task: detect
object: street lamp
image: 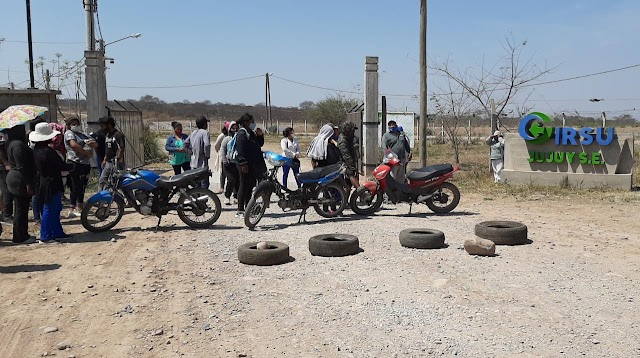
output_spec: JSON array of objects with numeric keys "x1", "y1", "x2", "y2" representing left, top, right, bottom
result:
[{"x1": 100, "y1": 33, "x2": 141, "y2": 49}]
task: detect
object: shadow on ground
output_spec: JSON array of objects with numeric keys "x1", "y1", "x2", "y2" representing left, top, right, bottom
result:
[{"x1": 0, "y1": 264, "x2": 61, "y2": 274}]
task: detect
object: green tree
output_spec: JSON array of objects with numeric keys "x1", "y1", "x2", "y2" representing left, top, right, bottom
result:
[{"x1": 309, "y1": 95, "x2": 358, "y2": 127}]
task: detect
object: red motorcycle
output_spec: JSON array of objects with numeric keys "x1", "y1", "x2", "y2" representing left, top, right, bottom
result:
[{"x1": 350, "y1": 151, "x2": 460, "y2": 215}]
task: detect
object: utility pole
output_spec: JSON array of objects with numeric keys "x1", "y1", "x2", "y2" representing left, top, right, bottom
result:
[
  {"x1": 84, "y1": 0, "x2": 108, "y2": 131},
  {"x1": 265, "y1": 73, "x2": 272, "y2": 129},
  {"x1": 419, "y1": 0, "x2": 428, "y2": 166},
  {"x1": 25, "y1": 0, "x2": 36, "y2": 88}
]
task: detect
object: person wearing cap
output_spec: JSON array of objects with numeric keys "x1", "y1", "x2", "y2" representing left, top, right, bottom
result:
[
  {"x1": 98, "y1": 116, "x2": 126, "y2": 190},
  {"x1": 64, "y1": 117, "x2": 97, "y2": 218},
  {"x1": 30, "y1": 123, "x2": 73, "y2": 243},
  {"x1": 212, "y1": 122, "x2": 229, "y2": 193},
  {"x1": 184, "y1": 116, "x2": 211, "y2": 188},
  {"x1": 382, "y1": 120, "x2": 412, "y2": 183},
  {"x1": 486, "y1": 130, "x2": 505, "y2": 183}
]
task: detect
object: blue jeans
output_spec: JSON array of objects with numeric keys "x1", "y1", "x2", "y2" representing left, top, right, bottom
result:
[
  {"x1": 282, "y1": 164, "x2": 300, "y2": 189},
  {"x1": 41, "y1": 192, "x2": 65, "y2": 241}
]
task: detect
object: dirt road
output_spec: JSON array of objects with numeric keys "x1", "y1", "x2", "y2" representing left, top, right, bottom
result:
[{"x1": 0, "y1": 150, "x2": 639, "y2": 357}]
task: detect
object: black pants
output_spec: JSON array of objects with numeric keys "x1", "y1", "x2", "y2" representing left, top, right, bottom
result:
[
  {"x1": 236, "y1": 165, "x2": 257, "y2": 212},
  {"x1": 172, "y1": 162, "x2": 191, "y2": 175},
  {"x1": 69, "y1": 162, "x2": 91, "y2": 208},
  {"x1": 0, "y1": 169, "x2": 13, "y2": 217},
  {"x1": 223, "y1": 163, "x2": 239, "y2": 199},
  {"x1": 13, "y1": 195, "x2": 31, "y2": 243}
]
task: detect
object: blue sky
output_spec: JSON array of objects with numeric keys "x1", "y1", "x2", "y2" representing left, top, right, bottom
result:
[{"x1": 1, "y1": 0, "x2": 640, "y2": 116}]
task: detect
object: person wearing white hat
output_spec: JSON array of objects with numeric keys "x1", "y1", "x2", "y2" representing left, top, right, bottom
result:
[
  {"x1": 30, "y1": 123, "x2": 73, "y2": 243},
  {"x1": 486, "y1": 130, "x2": 505, "y2": 183}
]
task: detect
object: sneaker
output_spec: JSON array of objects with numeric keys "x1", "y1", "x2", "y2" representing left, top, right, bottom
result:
[
  {"x1": 67, "y1": 209, "x2": 76, "y2": 219},
  {"x1": 235, "y1": 211, "x2": 244, "y2": 218},
  {"x1": 2, "y1": 216, "x2": 14, "y2": 224},
  {"x1": 225, "y1": 198, "x2": 232, "y2": 206},
  {"x1": 39, "y1": 239, "x2": 61, "y2": 244},
  {"x1": 232, "y1": 198, "x2": 238, "y2": 205},
  {"x1": 73, "y1": 211, "x2": 82, "y2": 218}
]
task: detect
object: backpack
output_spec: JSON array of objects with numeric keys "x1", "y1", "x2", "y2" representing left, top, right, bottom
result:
[{"x1": 227, "y1": 128, "x2": 249, "y2": 163}]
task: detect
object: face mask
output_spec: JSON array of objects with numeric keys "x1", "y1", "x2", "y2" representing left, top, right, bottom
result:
[
  {"x1": 249, "y1": 123, "x2": 257, "y2": 131},
  {"x1": 70, "y1": 125, "x2": 81, "y2": 132},
  {"x1": 389, "y1": 127, "x2": 397, "y2": 133},
  {"x1": 229, "y1": 130, "x2": 237, "y2": 136}
]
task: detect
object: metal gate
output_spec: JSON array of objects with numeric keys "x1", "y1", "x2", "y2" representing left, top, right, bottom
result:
[{"x1": 108, "y1": 100, "x2": 145, "y2": 169}]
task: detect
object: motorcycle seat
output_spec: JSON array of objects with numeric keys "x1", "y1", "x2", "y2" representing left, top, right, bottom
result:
[
  {"x1": 297, "y1": 164, "x2": 342, "y2": 182},
  {"x1": 156, "y1": 167, "x2": 209, "y2": 188},
  {"x1": 407, "y1": 164, "x2": 453, "y2": 182}
]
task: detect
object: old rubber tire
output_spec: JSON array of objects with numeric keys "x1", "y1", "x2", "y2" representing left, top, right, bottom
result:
[
  {"x1": 309, "y1": 234, "x2": 360, "y2": 257},
  {"x1": 238, "y1": 241, "x2": 290, "y2": 266},
  {"x1": 474, "y1": 221, "x2": 528, "y2": 245},
  {"x1": 399, "y1": 228, "x2": 446, "y2": 249}
]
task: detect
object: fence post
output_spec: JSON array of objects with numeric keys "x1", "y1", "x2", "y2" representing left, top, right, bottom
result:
[
  {"x1": 562, "y1": 112, "x2": 566, "y2": 127},
  {"x1": 304, "y1": 119, "x2": 307, "y2": 136},
  {"x1": 157, "y1": 121, "x2": 160, "y2": 136},
  {"x1": 468, "y1": 118, "x2": 471, "y2": 144},
  {"x1": 601, "y1": 112, "x2": 607, "y2": 128},
  {"x1": 441, "y1": 120, "x2": 445, "y2": 143},
  {"x1": 290, "y1": 118, "x2": 293, "y2": 130}
]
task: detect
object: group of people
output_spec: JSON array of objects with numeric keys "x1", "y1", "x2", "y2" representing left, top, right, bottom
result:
[
  {"x1": 0, "y1": 115, "x2": 125, "y2": 244},
  {"x1": 181, "y1": 116, "x2": 415, "y2": 220}
]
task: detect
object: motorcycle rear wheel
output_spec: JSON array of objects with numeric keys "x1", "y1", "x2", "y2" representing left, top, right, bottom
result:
[
  {"x1": 313, "y1": 183, "x2": 347, "y2": 218},
  {"x1": 244, "y1": 192, "x2": 270, "y2": 230},
  {"x1": 350, "y1": 185, "x2": 383, "y2": 216},
  {"x1": 425, "y1": 182, "x2": 460, "y2": 214},
  {"x1": 177, "y1": 188, "x2": 222, "y2": 228},
  {"x1": 81, "y1": 199, "x2": 125, "y2": 233}
]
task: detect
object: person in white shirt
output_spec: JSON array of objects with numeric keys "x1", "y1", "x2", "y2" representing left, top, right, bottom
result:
[{"x1": 280, "y1": 127, "x2": 301, "y2": 189}]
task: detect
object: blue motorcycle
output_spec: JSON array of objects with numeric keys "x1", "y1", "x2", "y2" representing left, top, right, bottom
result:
[
  {"x1": 243, "y1": 151, "x2": 347, "y2": 230},
  {"x1": 81, "y1": 165, "x2": 222, "y2": 232}
]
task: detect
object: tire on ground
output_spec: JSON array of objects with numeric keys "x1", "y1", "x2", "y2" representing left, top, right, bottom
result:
[
  {"x1": 474, "y1": 221, "x2": 528, "y2": 245},
  {"x1": 238, "y1": 241, "x2": 290, "y2": 266},
  {"x1": 309, "y1": 234, "x2": 360, "y2": 257},
  {"x1": 399, "y1": 228, "x2": 446, "y2": 249}
]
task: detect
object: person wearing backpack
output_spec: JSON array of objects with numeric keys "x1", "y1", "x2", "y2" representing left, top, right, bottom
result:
[
  {"x1": 382, "y1": 120, "x2": 412, "y2": 183},
  {"x1": 220, "y1": 122, "x2": 239, "y2": 205},
  {"x1": 234, "y1": 113, "x2": 265, "y2": 217}
]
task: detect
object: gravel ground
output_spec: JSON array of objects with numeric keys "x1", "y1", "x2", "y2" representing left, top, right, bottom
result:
[{"x1": 0, "y1": 149, "x2": 638, "y2": 357}]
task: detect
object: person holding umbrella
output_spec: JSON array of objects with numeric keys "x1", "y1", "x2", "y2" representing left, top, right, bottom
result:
[
  {"x1": 30, "y1": 123, "x2": 73, "y2": 243},
  {"x1": 0, "y1": 105, "x2": 49, "y2": 244}
]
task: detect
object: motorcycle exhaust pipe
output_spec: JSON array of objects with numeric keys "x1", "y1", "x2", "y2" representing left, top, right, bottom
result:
[
  {"x1": 416, "y1": 194, "x2": 433, "y2": 203},
  {"x1": 183, "y1": 195, "x2": 210, "y2": 205}
]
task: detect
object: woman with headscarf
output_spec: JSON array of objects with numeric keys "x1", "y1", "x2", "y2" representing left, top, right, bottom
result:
[
  {"x1": 213, "y1": 122, "x2": 229, "y2": 193},
  {"x1": 30, "y1": 123, "x2": 73, "y2": 243},
  {"x1": 4, "y1": 124, "x2": 37, "y2": 244},
  {"x1": 307, "y1": 123, "x2": 341, "y2": 168}
]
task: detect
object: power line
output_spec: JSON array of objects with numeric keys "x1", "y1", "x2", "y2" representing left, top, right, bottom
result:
[
  {"x1": 2, "y1": 40, "x2": 84, "y2": 45},
  {"x1": 108, "y1": 74, "x2": 264, "y2": 89},
  {"x1": 271, "y1": 75, "x2": 361, "y2": 95}
]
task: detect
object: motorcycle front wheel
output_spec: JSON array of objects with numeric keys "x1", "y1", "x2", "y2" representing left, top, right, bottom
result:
[
  {"x1": 313, "y1": 183, "x2": 347, "y2": 218},
  {"x1": 350, "y1": 185, "x2": 384, "y2": 216},
  {"x1": 425, "y1": 182, "x2": 461, "y2": 214},
  {"x1": 177, "y1": 188, "x2": 222, "y2": 228},
  {"x1": 244, "y1": 192, "x2": 271, "y2": 230},
  {"x1": 81, "y1": 199, "x2": 125, "y2": 233}
]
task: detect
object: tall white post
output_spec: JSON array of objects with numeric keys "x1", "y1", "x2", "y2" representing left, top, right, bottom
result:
[{"x1": 363, "y1": 56, "x2": 379, "y2": 176}]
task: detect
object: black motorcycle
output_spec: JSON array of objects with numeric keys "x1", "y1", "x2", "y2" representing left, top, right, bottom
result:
[{"x1": 244, "y1": 151, "x2": 347, "y2": 230}]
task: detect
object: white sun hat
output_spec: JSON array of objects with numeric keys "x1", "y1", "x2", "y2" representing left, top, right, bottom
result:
[{"x1": 29, "y1": 122, "x2": 60, "y2": 143}]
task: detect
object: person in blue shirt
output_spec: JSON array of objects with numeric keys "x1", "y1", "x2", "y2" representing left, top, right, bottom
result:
[{"x1": 165, "y1": 121, "x2": 191, "y2": 175}]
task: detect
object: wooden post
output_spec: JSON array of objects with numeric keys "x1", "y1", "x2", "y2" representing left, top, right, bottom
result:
[
  {"x1": 381, "y1": 96, "x2": 387, "y2": 135},
  {"x1": 468, "y1": 117, "x2": 471, "y2": 144},
  {"x1": 601, "y1": 111, "x2": 607, "y2": 127},
  {"x1": 561, "y1": 112, "x2": 566, "y2": 127},
  {"x1": 304, "y1": 119, "x2": 308, "y2": 136}
]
